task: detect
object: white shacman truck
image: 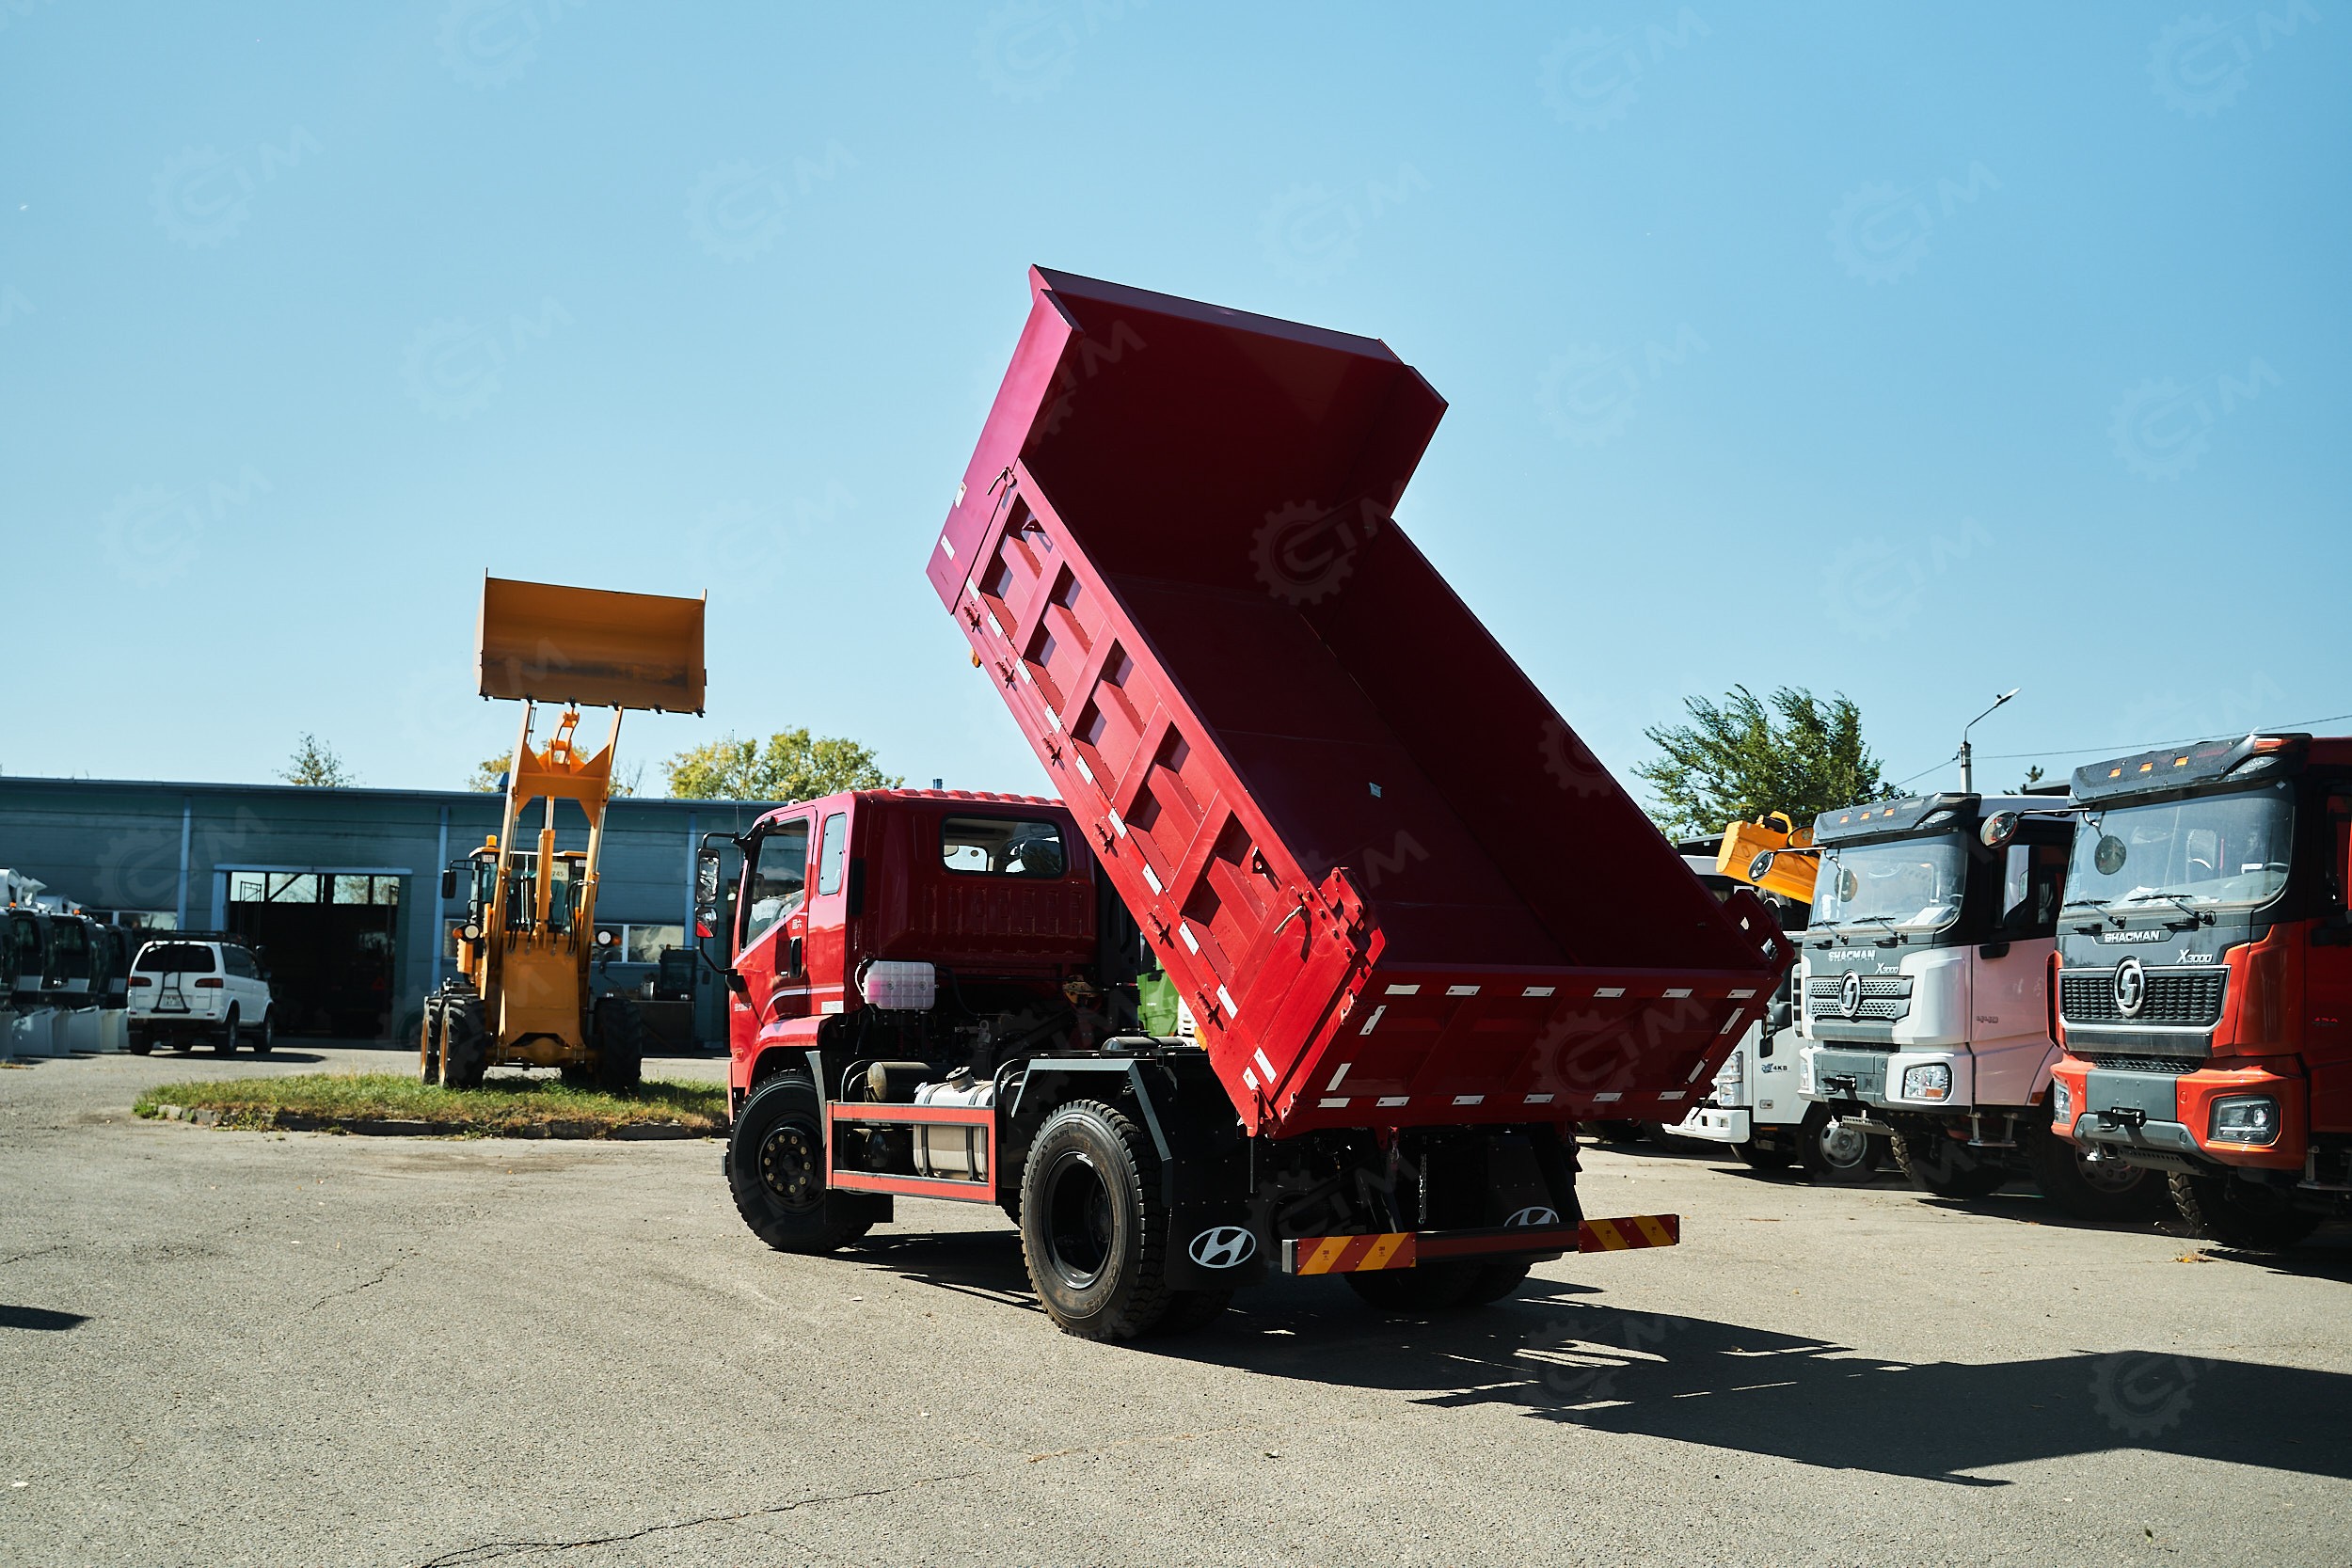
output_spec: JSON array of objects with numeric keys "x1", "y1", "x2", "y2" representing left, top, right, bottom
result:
[{"x1": 1787, "y1": 792, "x2": 2167, "y2": 1220}]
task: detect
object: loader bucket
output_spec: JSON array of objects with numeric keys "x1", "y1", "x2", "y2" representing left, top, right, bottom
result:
[{"x1": 477, "y1": 577, "x2": 707, "y2": 712}]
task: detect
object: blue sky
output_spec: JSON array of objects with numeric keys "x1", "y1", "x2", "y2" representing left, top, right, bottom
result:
[{"x1": 4, "y1": 2, "x2": 2346, "y2": 805}]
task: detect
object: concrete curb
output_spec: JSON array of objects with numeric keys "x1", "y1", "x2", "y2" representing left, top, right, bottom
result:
[{"x1": 148, "y1": 1103, "x2": 710, "y2": 1140}]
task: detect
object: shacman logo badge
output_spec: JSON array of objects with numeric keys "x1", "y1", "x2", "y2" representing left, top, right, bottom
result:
[
  {"x1": 1839, "y1": 970, "x2": 1864, "y2": 1019},
  {"x1": 1505, "y1": 1206, "x2": 1560, "y2": 1227},
  {"x1": 2114, "y1": 956, "x2": 2148, "y2": 1019},
  {"x1": 1188, "y1": 1227, "x2": 1257, "y2": 1269}
]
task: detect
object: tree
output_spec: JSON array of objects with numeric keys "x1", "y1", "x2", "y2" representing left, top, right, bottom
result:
[
  {"x1": 280, "y1": 733, "x2": 356, "y2": 788},
  {"x1": 662, "y1": 728, "x2": 898, "y2": 802},
  {"x1": 1634, "y1": 686, "x2": 1885, "y2": 840}
]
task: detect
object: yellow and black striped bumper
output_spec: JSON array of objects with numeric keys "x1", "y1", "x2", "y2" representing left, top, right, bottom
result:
[{"x1": 1279, "y1": 1213, "x2": 1679, "y2": 1275}]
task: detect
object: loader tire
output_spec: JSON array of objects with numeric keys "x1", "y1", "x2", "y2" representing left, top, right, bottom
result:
[
  {"x1": 592, "y1": 996, "x2": 644, "y2": 1093},
  {"x1": 727, "y1": 1074, "x2": 879, "y2": 1254},
  {"x1": 1890, "y1": 1131, "x2": 2009, "y2": 1198},
  {"x1": 1344, "y1": 1262, "x2": 1478, "y2": 1312},
  {"x1": 1799, "y1": 1103, "x2": 1881, "y2": 1186},
  {"x1": 2026, "y1": 1121, "x2": 2165, "y2": 1222},
  {"x1": 419, "y1": 1001, "x2": 441, "y2": 1085},
  {"x1": 440, "y1": 1001, "x2": 487, "y2": 1090},
  {"x1": 1018, "y1": 1099, "x2": 1176, "y2": 1341},
  {"x1": 2167, "y1": 1171, "x2": 2320, "y2": 1252}
]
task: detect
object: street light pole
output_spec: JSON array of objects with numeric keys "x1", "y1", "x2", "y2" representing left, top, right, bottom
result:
[{"x1": 1960, "y1": 688, "x2": 2021, "y2": 794}]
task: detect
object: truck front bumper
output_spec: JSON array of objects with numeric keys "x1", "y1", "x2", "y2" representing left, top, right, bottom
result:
[
  {"x1": 1674, "y1": 1104, "x2": 1750, "y2": 1145},
  {"x1": 1806, "y1": 1045, "x2": 1981, "y2": 1117},
  {"x1": 2053, "y1": 1057, "x2": 2302, "y2": 1172}
]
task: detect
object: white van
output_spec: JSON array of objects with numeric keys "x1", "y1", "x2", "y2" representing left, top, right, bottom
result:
[{"x1": 127, "y1": 940, "x2": 277, "y2": 1054}]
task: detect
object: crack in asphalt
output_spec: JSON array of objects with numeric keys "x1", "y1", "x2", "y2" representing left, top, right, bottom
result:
[
  {"x1": 309, "y1": 1260, "x2": 398, "y2": 1312},
  {"x1": 409, "y1": 1469, "x2": 984, "y2": 1567},
  {"x1": 0, "y1": 1243, "x2": 70, "y2": 1269}
]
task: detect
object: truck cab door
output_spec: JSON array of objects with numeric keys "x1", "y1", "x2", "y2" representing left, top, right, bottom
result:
[{"x1": 729, "y1": 817, "x2": 812, "y2": 1057}]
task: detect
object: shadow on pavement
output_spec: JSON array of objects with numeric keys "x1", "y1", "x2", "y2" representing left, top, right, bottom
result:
[
  {"x1": 844, "y1": 1228, "x2": 2351, "y2": 1486},
  {"x1": 0, "y1": 1305, "x2": 89, "y2": 1332}
]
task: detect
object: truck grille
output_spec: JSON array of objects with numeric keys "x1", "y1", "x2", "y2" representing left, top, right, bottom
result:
[
  {"x1": 2059, "y1": 970, "x2": 2224, "y2": 1027},
  {"x1": 2079, "y1": 1053, "x2": 2202, "y2": 1074},
  {"x1": 1804, "y1": 974, "x2": 1913, "y2": 1022}
]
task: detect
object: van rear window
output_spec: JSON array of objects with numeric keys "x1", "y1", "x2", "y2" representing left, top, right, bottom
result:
[
  {"x1": 942, "y1": 816, "x2": 1066, "y2": 879},
  {"x1": 135, "y1": 943, "x2": 217, "y2": 974}
]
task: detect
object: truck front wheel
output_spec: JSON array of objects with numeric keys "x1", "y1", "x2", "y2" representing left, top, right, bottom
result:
[
  {"x1": 1890, "y1": 1130, "x2": 2009, "y2": 1198},
  {"x1": 2026, "y1": 1125, "x2": 2165, "y2": 1221},
  {"x1": 1019, "y1": 1099, "x2": 1184, "y2": 1340},
  {"x1": 1799, "y1": 1103, "x2": 1881, "y2": 1185},
  {"x1": 727, "y1": 1074, "x2": 878, "y2": 1254},
  {"x1": 2168, "y1": 1171, "x2": 2320, "y2": 1251}
]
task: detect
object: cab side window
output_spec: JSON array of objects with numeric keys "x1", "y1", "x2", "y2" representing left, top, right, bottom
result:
[
  {"x1": 817, "y1": 813, "x2": 849, "y2": 896},
  {"x1": 743, "y1": 820, "x2": 811, "y2": 947},
  {"x1": 2328, "y1": 789, "x2": 2352, "y2": 910},
  {"x1": 2000, "y1": 841, "x2": 2068, "y2": 937}
]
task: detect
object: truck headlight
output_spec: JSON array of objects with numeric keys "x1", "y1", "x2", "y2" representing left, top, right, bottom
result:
[
  {"x1": 2050, "y1": 1078, "x2": 2073, "y2": 1127},
  {"x1": 1799, "y1": 1052, "x2": 1815, "y2": 1094},
  {"x1": 1714, "y1": 1054, "x2": 1742, "y2": 1091},
  {"x1": 2210, "y1": 1095, "x2": 2280, "y2": 1147},
  {"x1": 1902, "y1": 1063, "x2": 1953, "y2": 1102}
]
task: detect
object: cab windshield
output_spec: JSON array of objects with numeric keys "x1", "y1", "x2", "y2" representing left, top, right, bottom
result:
[
  {"x1": 1811, "y1": 834, "x2": 1967, "y2": 934},
  {"x1": 2067, "y1": 784, "x2": 2294, "y2": 912}
]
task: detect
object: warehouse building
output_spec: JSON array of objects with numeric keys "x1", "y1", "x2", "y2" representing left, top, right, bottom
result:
[{"x1": 0, "y1": 777, "x2": 776, "y2": 1048}]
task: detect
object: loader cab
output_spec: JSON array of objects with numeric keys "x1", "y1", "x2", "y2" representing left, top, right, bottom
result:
[
  {"x1": 5, "y1": 910, "x2": 43, "y2": 1006},
  {"x1": 45, "y1": 913, "x2": 94, "y2": 999}
]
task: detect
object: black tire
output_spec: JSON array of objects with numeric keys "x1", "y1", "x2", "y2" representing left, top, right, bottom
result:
[
  {"x1": 592, "y1": 996, "x2": 644, "y2": 1093},
  {"x1": 2168, "y1": 1170, "x2": 2321, "y2": 1251},
  {"x1": 1460, "y1": 1259, "x2": 1535, "y2": 1305},
  {"x1": 727, "y1": 1075, "x2": 878, "y2": 1254},
  {"x1": 1018, "y1": 1099, "x2": 1175, "y2": 1340},
  {"x1": 1344, "y1": 1263, "x2": 1479, "y2": 1312},
  {"x1": 215, "y1": 1008, "x2": 241, "y2": 1055},
  {"x1": 1735, "y1": 1140, "x2": 1796, "y2": 1172},
  {"x1": 419, "y1": 1001, "x2": 441, "y2": 1085},
  {"x1": 440, "y1": 1000, "x2": 487, "y2": 1090},
  {"x1": 1799, "y1": 1102, "x2": 1882, "y2": 1185},
  {"x1": 2026, "y1": 1123, "x2": 2166, "y2": 1222},
  {"x1": 250, "y1": 1010, "x2": 274, "y2": 1055},
  {"x1": 127, "y1": 1029, "x2": 153, "y2": 1057},
  {"x1": 1891, "y1": 1130, "x2": 2010, "y2": 1198}
]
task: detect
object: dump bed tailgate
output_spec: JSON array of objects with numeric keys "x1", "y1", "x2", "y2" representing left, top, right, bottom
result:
[{"x1": 932, "y1": 268, "x2": 1788, "y2": 1135}]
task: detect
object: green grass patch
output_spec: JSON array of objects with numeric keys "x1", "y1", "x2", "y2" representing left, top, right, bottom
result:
[{"x1": 132, "y1": 1072, "x2": 727, "y2": 1136}]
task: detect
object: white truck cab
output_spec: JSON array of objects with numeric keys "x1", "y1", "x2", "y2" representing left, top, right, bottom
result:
[
  {"x1": 1793, "y1": 792, "x2": 2162, "y2": 1219},
  {"x1": 127, "y1": 938, "x2": 278, "y2": 1055}
]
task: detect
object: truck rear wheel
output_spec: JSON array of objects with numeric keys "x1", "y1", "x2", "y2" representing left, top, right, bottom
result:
[
  {"x1": 727, "y1": 1074, "x2": 878, "y2": 1254},
  {"x1": 1890, "y1": 1131, "x2": 2009, "y2": 1198},
  {"x1": 1018, "y1": 1099, "x2": 1178, "y2": 1340},
  {"x1": 1799, "y1": 1103, "x2": 1880, "y2": 1185},
  {"x1": 592, "y1": 996, "x2": 644, "y2": 1092},
  {"x1": 2167, "y1": 1171, "x2": 2320, "y2": 1251},
  {"x1": 2026, "y1": 1125, "x2": 2165, "y2": 1221}
]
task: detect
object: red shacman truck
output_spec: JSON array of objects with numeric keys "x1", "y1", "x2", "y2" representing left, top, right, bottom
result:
[
  {"x1": 2051, "y1": 732, "x2": 2352, "y2": 1248},
  {"x1": 708, "y1": 270, "x2": 1791, "y2": 1338}
]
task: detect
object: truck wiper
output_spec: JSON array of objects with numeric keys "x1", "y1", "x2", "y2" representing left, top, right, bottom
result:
[
  {"x1": 2118, "y1": 891, "x2": 2211, "y2": 927},
  {"x1": 1854, "y1": 914, "x2": 1904, "y2": 947}
]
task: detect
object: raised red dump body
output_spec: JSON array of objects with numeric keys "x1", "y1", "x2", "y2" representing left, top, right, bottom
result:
[{"x1": 930, "y1": 269, "x2": 1788, "y2": 1138}]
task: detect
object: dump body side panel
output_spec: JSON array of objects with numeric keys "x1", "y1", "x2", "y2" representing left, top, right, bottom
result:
[{"x1": 935, "y1": 270, "x2": 1787, "y2": 1134}]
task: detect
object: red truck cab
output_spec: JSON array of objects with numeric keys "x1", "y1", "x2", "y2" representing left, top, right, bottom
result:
[{"x1": 2051, "y1": 733, "x2": 2352, "y2": 1247}]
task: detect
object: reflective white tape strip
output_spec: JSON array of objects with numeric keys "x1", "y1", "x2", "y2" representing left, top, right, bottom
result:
[
  {"x1": 1720, "y1": 1016, "x2": 1740, "y2": 1033},
  {"x1": 1523, "y1": 1092, "x2": 1554, "y2": 1104},
  {"x1": 1453, "y1": 1094, "x2": 1484, "y2": 1106},
  {"x1": 1106, "y1": 809, "x2": 1127, "y2": 836},
  {"x1": 1251, "y1": 1047, "x2": 1276, "y2": 1080},
  {"x1": 1386, "y1": 983, "x2": 1420, "y2": 996},
  {"x1": 1358, "y1": 1005, "x2": 1387, "y2": 1036},
  {"x1": 1595, "y1": 1091, "x2": 1622, "y2": 1103},
  {"x1": 1318, "y1": 1097, "x2": 1350, "y2": 1110},
  {"x1": 1017, "y1": 663, "x2": 1033, "y2": 683},
  {"x1": 1073, "y1": 756, "x2": 1094, "y2": 785},
  {"x1": 1659, "y1": 1090, "x2": 1685, "y2": 1101},
  {"x1": 822, "y1": 1000, "x2": 845, "y2": 1015},
  {"x1": 1140, "y1": 863, "x2": 1162, "y2": 894},
  {"x1": 986, "y1": 612, "x2": 1005, "y2": 638},
  {"x1": 1596, "y1": 987, "x2": 1626, "y2": 998},
  {"x1": 1178, "y1": 924, "x2": 1200, "y2": 954},
  {"x1": 1243, "y1": 1069, "x2": 1259, "y2": 1092},
  {"x1": 1730, "y1": 988, "x2": 1756, "y2": 999},
  {"x1": 1044, "y1": 705, "x2": 1061, "y2": 731},
  {"x1": 1446, "y1": 985, "x2": 1479, "y2": 997},
  {"x1": 1219, "y1": 986, "x2": 1238, "y2": 1020},
  {"x1": 1326, "y1": 1061, "x2": 1352, "y2": 1090},
  {"x1": 938, "y1": 535, "x2": 955, "y2": 558},
  {"x1": 1522, "y1": 985, "x2": 1555, "y2": 998},
  {"x1": 1376, "y1": 1095, "x2": 1408, "y2": 1108},
  {"x1": 1664, "y1": 988, "x2": 1692, "y2": 999}
]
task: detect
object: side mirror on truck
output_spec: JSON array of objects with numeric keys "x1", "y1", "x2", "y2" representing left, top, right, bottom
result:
[{"x1": 440, "y1": 868, "x2": 457, "y2": 901}]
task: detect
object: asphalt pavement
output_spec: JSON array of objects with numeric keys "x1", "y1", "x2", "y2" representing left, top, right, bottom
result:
[{"x1": 3, "y1": 1045, "x2": 2346, "y2": 1567}]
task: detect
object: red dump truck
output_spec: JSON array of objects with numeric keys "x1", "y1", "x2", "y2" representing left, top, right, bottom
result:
[{"x1": 710, "y1": 269, "x2": 1790, "y2": 1338}]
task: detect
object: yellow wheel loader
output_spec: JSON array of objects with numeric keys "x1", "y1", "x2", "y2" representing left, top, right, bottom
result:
[{"x1": 421, "y1": 577, "x2": 706, "y2": 1091}]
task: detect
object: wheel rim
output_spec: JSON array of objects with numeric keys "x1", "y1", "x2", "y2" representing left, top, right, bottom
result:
[
  {"x1": 1818, "y1": 1117, "x2": 1870, "y2": 1169},
  {"x1": 756, "y1": 1120, "x2": 823, "y2": 1213},
  {"x1": 1043, "y1": 1148, "x2": 1113, "y2": 1288},
  {"x1": 2074, "y1": 1151, "x2": 2143, "y2": 1194}
]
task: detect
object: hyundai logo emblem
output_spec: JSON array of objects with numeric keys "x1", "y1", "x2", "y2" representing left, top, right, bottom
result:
[
  {"x1": 1188, "y1": 1226, "x2": 1257, "y2": 1269},
  {"x1": 2113, "y1": 956, "x2": 2147, "y2": 1019},
  {"x1": 1839, "y1": 970, "x2": 1864, "y2": 1020},
  {"x1": 1505, "y1": 1206, "x2": 1560, "y2": 1227}
]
